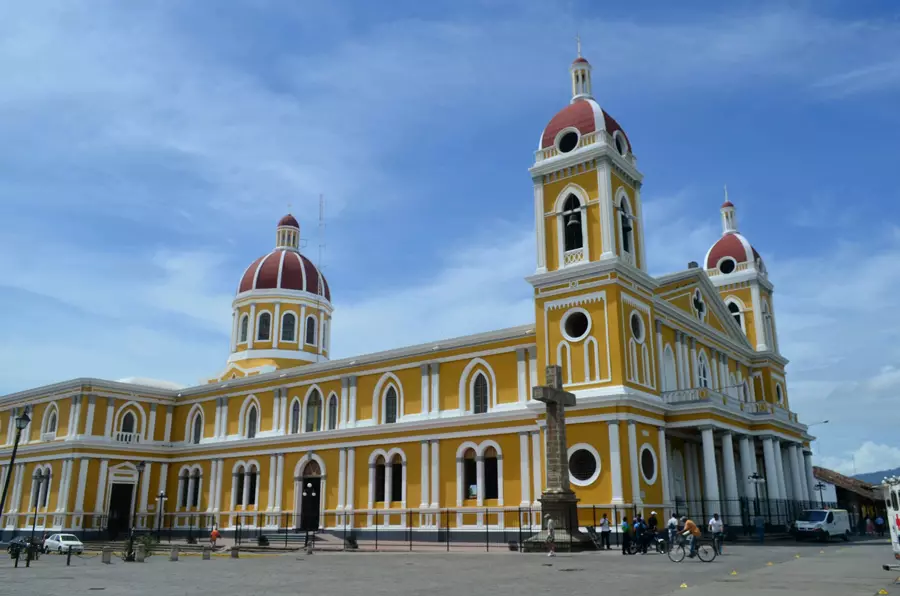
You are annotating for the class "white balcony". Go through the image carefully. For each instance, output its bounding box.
[115,431,141,444]
[40,432,57,442]
[563,247,585,266]
[661,386,783,418]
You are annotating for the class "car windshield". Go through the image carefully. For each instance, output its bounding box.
[59,535,79,542]
[798,510,828,522]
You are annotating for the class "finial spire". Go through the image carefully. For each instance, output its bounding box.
[576,32,581,57]
[723,185,728,204]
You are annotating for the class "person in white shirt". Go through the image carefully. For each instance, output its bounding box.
[708,513,725,554]
[667,514,680,547]
[599,513,612,550]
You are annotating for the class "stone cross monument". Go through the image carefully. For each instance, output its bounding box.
[532,365,591,548]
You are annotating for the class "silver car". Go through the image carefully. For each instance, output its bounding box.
[42,533,84,554]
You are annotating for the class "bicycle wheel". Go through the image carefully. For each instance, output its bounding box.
[697,542,717,562]
[668,544,686,562]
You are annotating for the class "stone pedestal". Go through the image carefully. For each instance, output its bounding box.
[169,546,179,561]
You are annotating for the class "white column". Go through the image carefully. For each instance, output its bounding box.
[213,398,222,438]
[420,441,429,507]
[163,406,173,443]
[804,450,817,502]
[94,460,109,513]
[272,302,281,349]
[82,396,96,437]
[531,432,542,503]
[345,449,355,512]
[655,321,665,390]
[11,464,24,512]
[340,378,349,428]
[773,439,788,500]
[700,427,720,515]
[627,421,641,505]
[103,398,115,438]
[797,450,809,503]
[220,400,229,438]
[739,436,755,499]
[241,468,250,507]
[658,427,671,515]
[214,460,224,512]
[140,463,152,512]
[348,376,357,426]
[279,392,288,434]
[420,365,430,416]
[337,449,347,511]
[519,432,531,505]
[271,391,280,434]
[58,459,73,512]
[527,347,538,394]
[429,441,439,508]
[248,303,256,348]
[74,458,90,512]
[534,180,548,268]
[596,164,615,258]
[147,403,157,442]
[369,462,377,511]
[275,454,285,512]
[720,432,740,524]
[475,455,485,506]
[516,348,527,402]
[608,422,624,504]
[788,444,804,503]
[66,397,77,439]
[267,455,276,511]
[761,437,781,500]
[430,363,440,414]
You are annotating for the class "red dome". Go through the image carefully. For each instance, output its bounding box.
[705,232,762,270]
[278,214,299,228]
[721,200,734,208]
[572,56,589,64]
[238,249,331,300]
[540,98,629,150]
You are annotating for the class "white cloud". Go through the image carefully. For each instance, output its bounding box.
[818,442,900,476]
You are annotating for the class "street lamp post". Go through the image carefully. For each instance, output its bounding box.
[155,491,167,543]
[814,482,827,508]
[124,461,146,562]
[0,411,31,542]
[748,472,765,516]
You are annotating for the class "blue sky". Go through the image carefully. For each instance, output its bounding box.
[2,1,899,474]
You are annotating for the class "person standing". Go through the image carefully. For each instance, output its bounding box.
[621,516,632,555]
[708,513,725,554]
[667,513,679,548]
[209,526,221,549]
[876,514,886,537]
[634,514,647,554]
[545,513,556,557]
[599,513,612,550]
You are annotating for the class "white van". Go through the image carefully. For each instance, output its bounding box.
[794,509,851,542]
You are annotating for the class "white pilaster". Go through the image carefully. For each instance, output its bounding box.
[231,309,238,352]
[516,348,527,402]
[420,365,430,416]
[57,459,73,512]
[11,464,24,512]
[267,455,276,511]
[689,338,698,388]
[530,432,542,504]
[220,400,229,438]
[74,458,90,512]
[475,455,485,506]
[429,440,439,508]
[272,302,281,349]
[710,349,720,389]
[430,363,440,415]
[674,333,685,389]
[761,437,781,500]
[519,432,531,505]
[248,303,256,349]
[420,441,429,507]
[279,392,288,434]
[345,449,355,512]
[597,163,616,258]
[147,403,157,442]
[337,449,346,511]
[163,406,173,443]
[627,421,641,505]
[94,460,109,513]
[658,427,671,515]
[213,398,222,438]
[103,398,115,438]
[720,432,740,524]
[348,376,357,426]
[340,378,349,428]
[214,460,224,512]
[140,463,152,512]
[527,347,538,394]
[608,422,624,504]
[275,454,285,512]
[751,283,766,350]
[534,179,547,270]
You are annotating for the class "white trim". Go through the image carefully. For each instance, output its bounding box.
[288,396,302,434]
[280,310,298,343]
[238,395,261,439]
[373,373,404,424]
[553,184,591,269]
[326,392,339,431]
[184,404,204,444]
[639,442,658,485]
[556,341,572,385]
[301,385,324,433]
[40,402,59,439]
[255,309,273,342]
[304,314,318,347]
[458,358,498,414]
[567,442,602,487]
[113,401,146,440]
[554,126,581,154]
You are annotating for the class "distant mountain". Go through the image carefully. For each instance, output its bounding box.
[855,467,900,485]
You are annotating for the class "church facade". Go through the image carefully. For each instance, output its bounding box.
[0,53,816,538]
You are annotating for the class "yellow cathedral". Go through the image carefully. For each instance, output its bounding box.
[0,53,817,540]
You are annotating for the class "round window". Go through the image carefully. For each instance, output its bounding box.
[640,445,657,484]
[718,258,736,275]
[558,131,579,153]
[562,309,590,341]
[569,449,596,482]
[630,312,644,342]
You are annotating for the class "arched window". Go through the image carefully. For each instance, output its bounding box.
[47,411,57,434]
[697,352,710,388]
[374,456,386,502]
[619,197,634,255]
[257,312,271,341]
[463,449,477,500]
[233,465,245,506]
[42,405,59,438]
[191,411,203,444]
[728,301,743,329]
[180,470,190,508]
[191,469,201,508]
[305,316,317,346]
[305,391,322,432]
[776,383,784,404]
[484,446,499,500]
[281,312,296,342]
[663,345,677,392]
[322,320,328,351]
[239,315,249,343]
[246,406,258,439]
[327,395,338,430]
[383,387,398,424]
[472,373,488,414]
[561,194,583,252]
[247,464,258,506]
[121,412,136,434]
[390,454,403,502]
[290,399,300,434]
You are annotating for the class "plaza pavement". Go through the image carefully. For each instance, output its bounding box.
[1,538,896,595]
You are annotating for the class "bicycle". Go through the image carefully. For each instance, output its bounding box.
[667,534,717,563]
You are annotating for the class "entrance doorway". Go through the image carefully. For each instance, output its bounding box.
[107,483,134,541]
[298,461,322,531]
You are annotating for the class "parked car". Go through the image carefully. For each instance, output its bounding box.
[42,533,84,554]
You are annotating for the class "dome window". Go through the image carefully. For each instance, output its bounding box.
[718,257,736,275]
[556,128,580,153]
[613,130,628,157]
